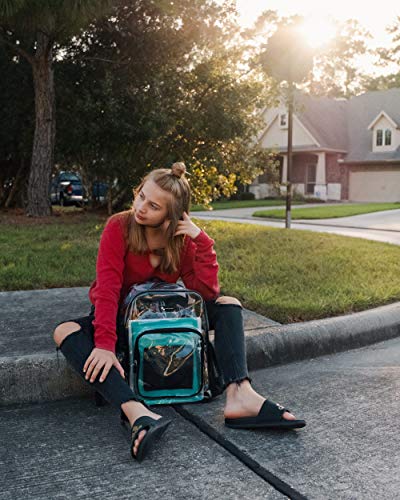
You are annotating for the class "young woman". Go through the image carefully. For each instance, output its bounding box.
[53,162,306,462]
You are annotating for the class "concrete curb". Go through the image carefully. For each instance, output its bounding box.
[246,301,400,371]
[0,354,91,406]
[1,301,400,406]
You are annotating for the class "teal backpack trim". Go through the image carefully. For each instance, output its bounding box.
[129,317,205,405]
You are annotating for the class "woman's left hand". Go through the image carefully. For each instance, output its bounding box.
[174,212,201,240]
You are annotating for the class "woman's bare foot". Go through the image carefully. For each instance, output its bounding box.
[224,379,297,421]
[121,401,162,457]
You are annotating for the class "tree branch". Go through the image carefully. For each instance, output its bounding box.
[0,33,34,65]
[80,55,131,65]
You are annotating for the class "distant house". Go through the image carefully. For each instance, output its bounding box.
[251,89,400,202]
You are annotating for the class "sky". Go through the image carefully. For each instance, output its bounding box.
[236,0,398,44]
[235,0,400,75]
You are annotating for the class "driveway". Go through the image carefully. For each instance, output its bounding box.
[193,206,400,245]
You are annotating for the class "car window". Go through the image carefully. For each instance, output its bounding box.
[59,173,80,182]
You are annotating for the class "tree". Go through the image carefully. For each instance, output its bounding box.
[260,22,314,228]
[0,0,112,216]
[307,19,371,98]
[55,0,273,211]
[362,17,400,91]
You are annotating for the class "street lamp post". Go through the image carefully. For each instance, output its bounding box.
[259,23,314,229]
[286,81,294,229]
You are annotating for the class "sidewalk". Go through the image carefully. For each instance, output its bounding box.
[1,287,400,498]
[193,207,400,245]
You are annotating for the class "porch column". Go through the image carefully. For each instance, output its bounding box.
[315,152,327,200]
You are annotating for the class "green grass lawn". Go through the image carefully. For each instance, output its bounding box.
[191,199,298,211]
[1,212,400,323]
[253,202,400,219]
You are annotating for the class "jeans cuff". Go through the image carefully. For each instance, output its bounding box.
[222,375,252,391]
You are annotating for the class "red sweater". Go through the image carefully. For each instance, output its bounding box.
[89,214,220,352]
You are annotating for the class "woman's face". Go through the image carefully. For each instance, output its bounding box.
[133,179,171,227]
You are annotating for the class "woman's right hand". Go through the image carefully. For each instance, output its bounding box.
[83,347,125,383]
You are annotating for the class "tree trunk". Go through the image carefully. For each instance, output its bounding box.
[27,32,55,217]
[111,185,130,211]
[5,158,27,208]
[107,181,113,216]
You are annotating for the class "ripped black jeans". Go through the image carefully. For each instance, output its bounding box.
[56,299,251,409]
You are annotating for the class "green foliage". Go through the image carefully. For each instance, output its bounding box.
[238,192,255,201]
[259,22,314,84]
[0,43,33,207]
[55,0,273,207]
[0,0,113,41]
[252,11,375,98]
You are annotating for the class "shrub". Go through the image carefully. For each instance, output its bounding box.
[239,192,255,200]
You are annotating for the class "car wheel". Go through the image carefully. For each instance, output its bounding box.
[59,194,65,206]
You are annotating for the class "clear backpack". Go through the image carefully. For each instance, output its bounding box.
[121,279,224,405]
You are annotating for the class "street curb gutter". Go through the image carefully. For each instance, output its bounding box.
[1,302,400,406]
[246,301,400,371]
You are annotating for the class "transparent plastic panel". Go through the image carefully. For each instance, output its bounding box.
[124,289,204,327]
[129,317,206,405]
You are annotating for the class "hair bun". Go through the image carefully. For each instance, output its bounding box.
[171,162,186,178]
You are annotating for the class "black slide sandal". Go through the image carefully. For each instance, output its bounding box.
[130,416,172,462]
[224,399,306,430]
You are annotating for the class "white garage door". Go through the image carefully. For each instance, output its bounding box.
[349,170,400,202]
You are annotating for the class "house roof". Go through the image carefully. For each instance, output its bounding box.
[346,89,400,162]
[346,145,400,162]
[266,88,400,163]
[367,110,399,130]
[293,93,348,152]
[274,145,347,154]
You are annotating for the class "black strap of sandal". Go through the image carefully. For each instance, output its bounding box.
[130,416,157,443]
[259,399,290,420]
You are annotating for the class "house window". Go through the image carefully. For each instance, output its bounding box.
[385,129,392,146]
[279,113,288,128]
[305,164,316,195]
[376,129,383,146]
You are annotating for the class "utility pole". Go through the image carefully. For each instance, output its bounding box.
[285,81,294,229]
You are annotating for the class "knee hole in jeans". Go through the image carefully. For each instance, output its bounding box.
[215,296,242,307]
[53,321,82,347]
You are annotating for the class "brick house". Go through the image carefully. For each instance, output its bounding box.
[250,89,400,202]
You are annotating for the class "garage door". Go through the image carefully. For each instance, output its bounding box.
[349,170,400,202]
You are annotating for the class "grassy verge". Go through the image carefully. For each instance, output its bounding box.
[0,211,103,290]
[1,212,400,323]
[254,202,400,219]
[191,199,301,211]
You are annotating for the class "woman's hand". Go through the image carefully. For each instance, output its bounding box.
[174,212,201,240]
[83,348,125,383]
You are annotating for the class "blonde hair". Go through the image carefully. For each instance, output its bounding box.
[119,162,191,274]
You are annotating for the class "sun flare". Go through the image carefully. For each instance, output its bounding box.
[297,16,337,48]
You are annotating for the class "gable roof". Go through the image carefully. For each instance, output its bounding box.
[293,92,348,152]
[346,88,400,161]
[367,110,399,130]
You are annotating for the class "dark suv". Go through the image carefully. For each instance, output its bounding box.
[50,172,88,206]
